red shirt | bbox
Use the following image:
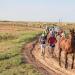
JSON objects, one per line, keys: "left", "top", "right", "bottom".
{"left": 48, "top": 37, "right": 57, "bottom": 45}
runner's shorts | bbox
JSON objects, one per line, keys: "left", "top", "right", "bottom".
{"left": 50, "top": 44, "right": 55, "bottom": 48}
{"left": 40, "top": 44, "right": 46, "bottom": 49}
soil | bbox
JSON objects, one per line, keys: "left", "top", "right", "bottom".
{"left": 22, "top": 38, "right": 75, "bottom": 75}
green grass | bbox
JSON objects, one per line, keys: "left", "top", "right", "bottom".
{"left": 0, "top": 64, "right": 41, "bottom": 75}
{"left": 0, "top": 31, "right": 42, "bottom": 75}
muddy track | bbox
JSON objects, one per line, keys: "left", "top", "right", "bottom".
{"left": 21, "top": 39, "right": 57, "bottom": 75}
{"left": 21, "top": 36, "right": 75, "bottom": 75}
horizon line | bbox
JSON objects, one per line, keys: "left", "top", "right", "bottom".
{"left": 0, "top": 20, "right": 75, "bottom": 23}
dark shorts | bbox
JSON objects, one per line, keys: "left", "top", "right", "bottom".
{"left": 50, "top": 44, "right": 55, "bottom": 48}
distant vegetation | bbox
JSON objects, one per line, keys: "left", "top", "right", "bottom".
{"left": 0, "top": 21, "right": 75, "bottom": 29}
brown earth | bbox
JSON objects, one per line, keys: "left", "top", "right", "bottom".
{"left": 22, "top": 37, "right": 75, "bottom": 75}
{"left": 22, "top": 40, "right": 57, "bottom": 75}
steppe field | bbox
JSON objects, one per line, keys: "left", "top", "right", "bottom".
{"left": 0, "top": 21, "right": 43, "bottom": 75}
{"left": 0, "top": 21, "right": 75, "bottom": 75}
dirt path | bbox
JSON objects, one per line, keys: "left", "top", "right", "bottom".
{"left": 22, "top": 39, "right": 75, "bottom": 75}
{"left": 22, "top": 40, "right": 57, "bottom": 75}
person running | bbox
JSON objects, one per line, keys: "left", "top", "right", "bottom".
{"left": 48, "top": 33, "right": 57, "bottom": 57}
{"left": 39, "top": 33, "right": 46, "bottom": 58}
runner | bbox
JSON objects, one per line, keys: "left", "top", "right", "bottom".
{"left": 48, "top": 32, "right": 57, "bottom": 57}
{"left": 39, "top": 33, "right": 46, "bottom": 58}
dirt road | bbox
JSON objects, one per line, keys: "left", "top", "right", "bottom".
{"left": 22, "top": 39, "right": 75, "bottom": 75}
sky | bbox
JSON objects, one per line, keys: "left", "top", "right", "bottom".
{"left": 0, "top": 0, "right": 75, "bottom": 22}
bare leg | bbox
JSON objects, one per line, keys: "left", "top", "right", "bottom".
{"left": 71, "top": 53, "right": 74, "bottom": 69}
{"left": 65, "top": 53, "right": 68, "bottom": 69}
{"left": 41, "top": 45, "right": 43, "bottom": 56}
{"left": 51, "top": 47, "right": 55, "bottom": 57}
{"left": 48, "top": 45, "right": 51, "bottom": 55}
{"left": 59, "top": 48, "right": 62, "bottom": 66}
{"left": 41, "top": 44, "right": 45, "bottom": 59}
{"left": 42, "top": 48, "right": 45, "bottom": 58}
{"left": 52, "top": 48, "right": 54, "bottom": 55}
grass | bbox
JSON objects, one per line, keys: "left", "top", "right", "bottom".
{"left": 0, "top": 64, "right": 41, "bottom": 75}
{"left": 0, "top": 27, "right": 42, "bottom": 75}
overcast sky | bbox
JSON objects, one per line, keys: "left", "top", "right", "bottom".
{"left": 0, "top": 0, "right": 75, "bottom": 22}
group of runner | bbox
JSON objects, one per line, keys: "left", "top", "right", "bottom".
{"left": 39, "top": 25, "right": 66, "bottom": 58}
